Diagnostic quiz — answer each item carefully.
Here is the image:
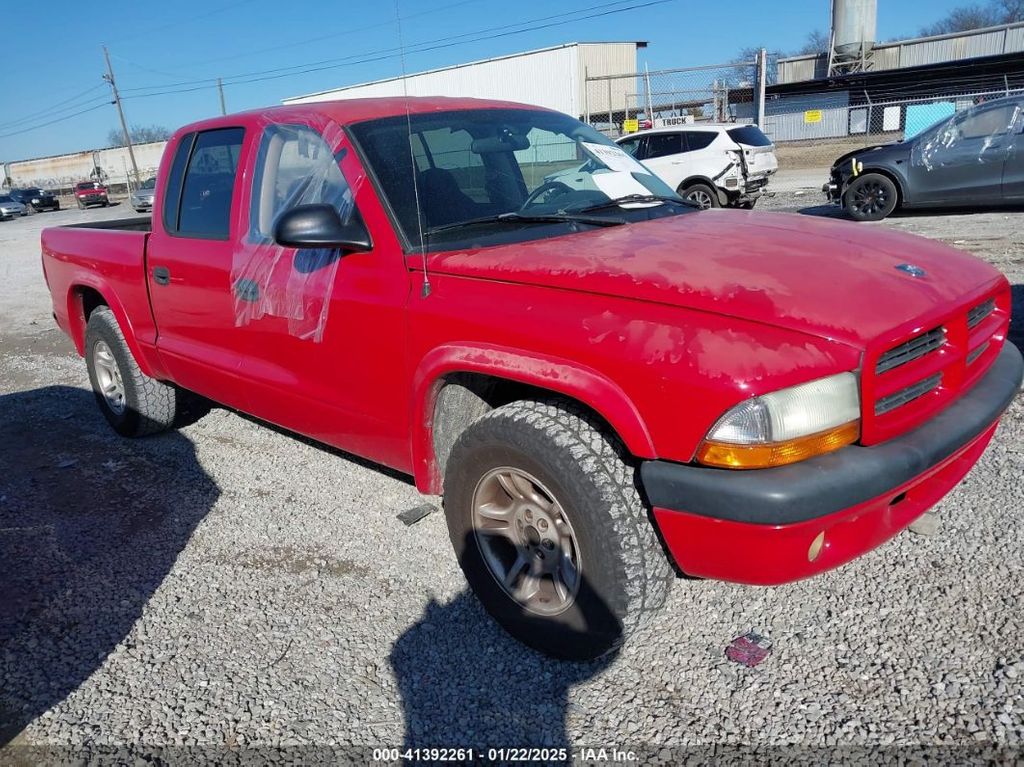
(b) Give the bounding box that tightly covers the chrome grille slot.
[874,373,943,416]
[967,298,995,329]
[875,327,946,374]
[967,341,990,366]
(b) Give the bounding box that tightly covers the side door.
[148,126,251,411]
[1001,104,1024,200]
[232,118,413,470]
[908,102,1020,204]
[637,132,686,188]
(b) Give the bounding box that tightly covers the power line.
[120,0,671,99]
[0,84,109,131]
[0,103,109,139]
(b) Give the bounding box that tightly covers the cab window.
[165,127,244,240]
[249,124,355,242]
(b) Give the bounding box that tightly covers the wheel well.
[76,286,107,321]
[853,168,904,207]
[430,373,625,485]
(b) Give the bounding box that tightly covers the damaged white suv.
[616,125,778,209]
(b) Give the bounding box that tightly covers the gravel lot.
[1,195,1022,759]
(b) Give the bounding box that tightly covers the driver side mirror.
[273,203,372,252]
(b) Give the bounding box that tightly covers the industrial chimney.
[829,0,877,75]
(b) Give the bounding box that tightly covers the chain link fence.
[583,59,763,139]
[585,60,1024,193]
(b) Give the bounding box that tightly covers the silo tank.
[832,0,877,59]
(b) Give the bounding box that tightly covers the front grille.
[875,327,946,374]
[967,341,990,366]
[967,298,995,329]
[875,374,943,415]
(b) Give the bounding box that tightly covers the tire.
[843,173,898,221]
[76,199,84,210]
[680,182,719,210]
[84,306,176,437]
[737,199,757,210]
[443,399,673,660]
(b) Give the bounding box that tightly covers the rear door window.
[166,127,245,239]
[682,132,717,152]
[644,133,683,158]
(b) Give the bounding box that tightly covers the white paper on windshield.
[580,141,652,174]
[590,170,655,200]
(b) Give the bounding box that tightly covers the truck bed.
[58,217,152,232]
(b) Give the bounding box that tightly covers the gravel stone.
[0,198,1022,752]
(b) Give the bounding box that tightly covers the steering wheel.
[522,180,573,208]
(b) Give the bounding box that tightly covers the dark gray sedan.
[824,95,1024,221]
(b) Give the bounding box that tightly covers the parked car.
[74,181,109,209]
[40,98,1022,659]
[130,177,157,213]
[618,125,778,209]
[0,194,27,219]
[824,94,1024,221]
[9,187,60,213]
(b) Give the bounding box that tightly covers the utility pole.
[217,78,227,116]
[102,45,141,189]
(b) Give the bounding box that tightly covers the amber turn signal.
[696,420,860,469]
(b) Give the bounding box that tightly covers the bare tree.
[798,29,831,55]
[106,125,171,147]
[919,0,1024,35]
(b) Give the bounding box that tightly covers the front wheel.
[679,182,719,210]
[843,173,898,221]
[443,399,673,660]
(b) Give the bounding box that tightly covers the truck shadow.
[0,386,219,745]
[389,535,619,755]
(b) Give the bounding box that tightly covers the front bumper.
[131,197,154,209]
[29,198,59,210]
[642,342,1023,585]
[78,195,107,205]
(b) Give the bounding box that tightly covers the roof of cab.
[174,96,550,135]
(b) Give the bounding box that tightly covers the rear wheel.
[680,182,719,210]
[443,399,673,660]
[85,307,176,437]
[843,173,898,221]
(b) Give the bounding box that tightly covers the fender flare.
[65,279,160,379]
[411,343,656,494]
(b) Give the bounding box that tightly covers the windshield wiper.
[574,194,692,213]
[424,211,624,237]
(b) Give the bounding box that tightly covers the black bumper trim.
[641,343,1023,526]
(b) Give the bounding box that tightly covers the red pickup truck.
[73,180,109,209]
[41,98,1022,659]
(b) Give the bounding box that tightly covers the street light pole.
[103,45,141,189]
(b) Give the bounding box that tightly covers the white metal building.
[283,42,645,119]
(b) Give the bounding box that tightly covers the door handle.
[152,266,170,285]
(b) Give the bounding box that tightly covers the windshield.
[20,188,44,196]
[350,108,690,251]
[140,178,156,189]
[76,182,100,190]
[0,196,12,203]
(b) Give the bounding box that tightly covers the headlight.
[696,372,860,469]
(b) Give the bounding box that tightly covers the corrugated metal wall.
[777,21,1024,84]
[284,43,640,118]
[285,45,580,115]
[763,91,851,141]
[578,43,641,118]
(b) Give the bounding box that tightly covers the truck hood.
[427,209,1003,349]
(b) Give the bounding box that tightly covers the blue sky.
[2,0,966,161]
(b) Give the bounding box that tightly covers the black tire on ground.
[54,203,60,211]
[84,306,177,437]
[843,173,898,222]
[76,199,84,209]
[443,398,674,660]
[102,201,109,207]
[679,182,720,210]
[737,199,757,210]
